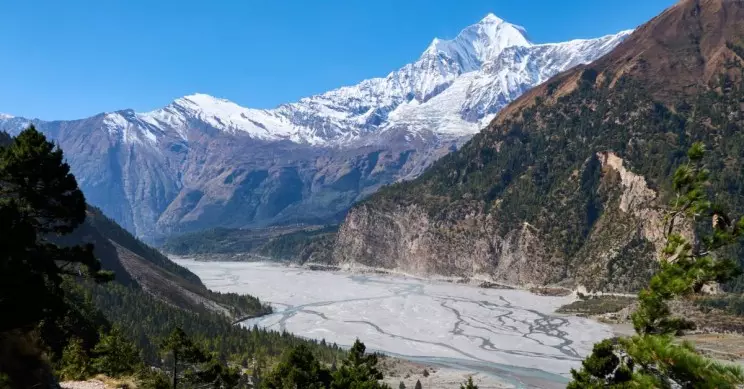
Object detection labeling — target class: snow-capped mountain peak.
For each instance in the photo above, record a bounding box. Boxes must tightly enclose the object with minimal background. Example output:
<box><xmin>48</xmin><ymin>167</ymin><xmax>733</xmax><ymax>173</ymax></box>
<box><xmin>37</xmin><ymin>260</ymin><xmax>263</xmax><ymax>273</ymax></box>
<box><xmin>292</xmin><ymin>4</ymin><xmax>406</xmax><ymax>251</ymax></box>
<box><xmin>422</xmin><ymin>13</ymin><xmax>532</xmax><ymax>72</ymax></box>
<box><xmin>137</xmin><ymin>93</ymin><xmax>307</xmax><ymax>142</ymax></box>
<box><xmin>0</xmin><ymin>113</ymin><xmax>14</xmax><ymax>120</ymax></box>
<box><xmin>479</xmin><ymin>12</ymin><xmax>504</xmax><ymax>24</ymax></box>
<box><xmin>25</xmin><ymin>15</ymin><xmax>631</xmax><ymax>150</ymax></box>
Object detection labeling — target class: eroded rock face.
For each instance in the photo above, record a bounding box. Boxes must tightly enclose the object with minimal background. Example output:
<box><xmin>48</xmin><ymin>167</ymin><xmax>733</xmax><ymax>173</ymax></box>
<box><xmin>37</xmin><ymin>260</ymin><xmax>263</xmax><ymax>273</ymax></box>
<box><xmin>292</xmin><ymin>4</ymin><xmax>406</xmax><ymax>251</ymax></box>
<box><xmin>334</xmin><ymin>153</ymin><xmax>673</xmax><ymax>292</ymax></box>
<box><xmin>596</xmin><ymin>151</ymin><xmax>693</xmax><ymax>255</ymax></box>
<box><xmin>334</xmin><ymin>202</ymin><xmax>562</xmax><ymax>286</ymax></box>
<box><xmin>597</xmin><ymin>152</ymin><xmax>665</xmax><ymax>251</ymax></box>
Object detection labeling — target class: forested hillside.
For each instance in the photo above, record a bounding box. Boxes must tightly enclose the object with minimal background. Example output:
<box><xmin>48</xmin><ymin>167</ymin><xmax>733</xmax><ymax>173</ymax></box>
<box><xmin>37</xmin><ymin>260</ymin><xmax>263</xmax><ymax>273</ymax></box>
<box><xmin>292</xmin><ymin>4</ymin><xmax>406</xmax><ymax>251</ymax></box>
<box><xmin>333</xmin><ymin>0</ymin><xmax>744</xmax><ymax>292</ymax></box>
<box><xmin>162</xmin><ymin>225</ymin><xmax>338</xmax><ymax>264</ymax></box>
<box><xmin>66</xmin><ymin>205</ymin><xmax>272</xmax><ymax>316</ymax></box>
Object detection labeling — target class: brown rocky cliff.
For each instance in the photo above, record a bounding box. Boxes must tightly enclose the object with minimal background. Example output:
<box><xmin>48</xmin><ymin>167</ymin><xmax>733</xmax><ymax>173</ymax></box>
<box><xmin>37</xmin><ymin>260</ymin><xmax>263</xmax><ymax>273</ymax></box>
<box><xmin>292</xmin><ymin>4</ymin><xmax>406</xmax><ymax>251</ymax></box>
<box><xmin>333</xmin><ymin>203</ymin><xmax>560</xmax><ymax>286</ymax></box>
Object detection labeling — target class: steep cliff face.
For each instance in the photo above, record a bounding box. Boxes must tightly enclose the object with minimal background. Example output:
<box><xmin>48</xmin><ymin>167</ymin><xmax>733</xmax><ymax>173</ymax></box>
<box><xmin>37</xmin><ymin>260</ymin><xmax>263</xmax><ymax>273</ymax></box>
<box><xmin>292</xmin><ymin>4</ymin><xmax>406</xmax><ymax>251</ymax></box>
<box><xmin>335</xmin><ymin>204</ymin><xmax>555</xmax><ymax>284</ymax></box>
<box><xmin>334</xmin><ymin>152</ymin><xmax>673</xmax><ymax>291</ymax></box>
<box><xmin>333</xmin><ymin>0</ymin><xmax>744</xmax><ymax>292</ymax></box>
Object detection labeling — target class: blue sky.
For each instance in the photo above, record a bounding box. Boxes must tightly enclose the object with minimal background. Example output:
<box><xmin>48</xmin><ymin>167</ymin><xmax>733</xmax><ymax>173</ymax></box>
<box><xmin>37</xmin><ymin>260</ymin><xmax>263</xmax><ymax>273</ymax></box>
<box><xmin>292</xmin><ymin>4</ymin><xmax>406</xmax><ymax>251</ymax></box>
<box><xmin>1</xmin><ymin>0</ymin><xmax>675</xmax><ymax>120</ymax></box>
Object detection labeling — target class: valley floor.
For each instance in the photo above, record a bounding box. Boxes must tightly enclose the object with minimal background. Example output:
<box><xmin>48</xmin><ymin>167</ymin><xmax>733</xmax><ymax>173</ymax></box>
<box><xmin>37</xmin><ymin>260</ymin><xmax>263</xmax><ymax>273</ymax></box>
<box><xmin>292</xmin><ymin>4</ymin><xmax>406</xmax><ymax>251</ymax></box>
<box><xmin>174</xmin><ymin>259</ymin><xmax>613</xmax><ymax>388</ymax></box>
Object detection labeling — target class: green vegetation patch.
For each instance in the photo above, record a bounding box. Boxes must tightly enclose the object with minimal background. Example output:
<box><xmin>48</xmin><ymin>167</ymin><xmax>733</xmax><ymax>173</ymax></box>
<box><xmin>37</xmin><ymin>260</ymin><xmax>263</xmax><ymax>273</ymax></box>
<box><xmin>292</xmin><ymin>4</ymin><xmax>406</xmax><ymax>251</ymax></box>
<box><xmin>557</xmin><ymin>296</ymin><xmax>636</xmax><ymax>316</ymax></box>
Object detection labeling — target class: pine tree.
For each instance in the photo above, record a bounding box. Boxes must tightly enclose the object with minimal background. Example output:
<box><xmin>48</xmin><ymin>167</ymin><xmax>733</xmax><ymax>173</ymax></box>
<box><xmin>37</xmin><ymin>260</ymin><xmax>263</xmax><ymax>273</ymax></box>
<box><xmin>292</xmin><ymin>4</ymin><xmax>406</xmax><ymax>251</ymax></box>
<box><xmin>91</xmin><ymin>326</ymin><xmax>141</xmax><ymax>377</ymax></box>
<box><xmin>0</xmin><ymin>126</ymin><xmax>111</xmax><ymax>332</ymax></box>
<box><xmin>251</xmin><ymin>346</ymin><xmax>267</xmax><ymax>387</ymax></box>
<box><xmin>161</xmin><ymin>327</ymin><xmax>206</xmax><ymax>389</ymax></box>
<box><xmin>160</xmin><ymin>327</ymin><xmax>243</xmax><ymax>388</ymax></box>
<box><xmin>568</xmin><ymin>143</ymin><xmax>744</xmax><ymax>388</ymax></box>
<box><xmin>58</xmin><ymin>338</ymin><xmax>90</xmax><ymax>381</ymax></box>
<box><xmin>398</xmin><ymin>381</ymin><xmax>405</xmax><ymax>389</ymax></box>
<box><xmin>414</xmin><ymin>379</ymin><xmax>422</xmax><ymax>389</ymax></box>
<box><xmin>459</xmin><ymin>376</ymin><xmax>477</xmax><ymax>389</ymax></box>
<box><xmin>331</xmin><ymin>339</ymin><xmax>390</xmax><ymax>389</ymax></box>
<box><xmin>261</xmin><ymin>344</ymin><xmax>331</xmax><ymax>389</ymax></box>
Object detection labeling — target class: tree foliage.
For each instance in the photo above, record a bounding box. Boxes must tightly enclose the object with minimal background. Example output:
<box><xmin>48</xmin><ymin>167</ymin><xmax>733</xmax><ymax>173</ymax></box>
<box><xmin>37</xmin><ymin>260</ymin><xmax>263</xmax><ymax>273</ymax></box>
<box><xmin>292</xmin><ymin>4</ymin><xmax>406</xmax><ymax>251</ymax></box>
<box><xmin>261</xmin><ymin>344</ymin><xmax>332</xmax><ymax>389</ymax></box>
<box><xmin>568</xmin><ymin>144</ymin><xmax>744</xmax><ymax>388</ymax></box>
<box><xmin>90</xmin><ymin>326</ymin><xmax>141</xmax><ymax>378</ymax></box>
<box><xmin>459</xmin><ymin>376</ymin><xmax>477</xmax><ymax>389</ymax></box>
<box><xmin>58</xmin><ymin>337</ymin><xmax>91</xmax><ymax>381</ymax></box>
<box><xmin>0</xmin><ymin>126</ymin><xmax>111</xmax><ymax>333</ymax></box>
<box><xmin>161</xmin><ymin>327</ymin><xmax>243</xmax><ymax>388</ymax></box>
<box><xmin>0</xmin><ymin>127</ymin><xmax>118</xmax><ymax>387</ymax></box>
<box><xmin>331</xmin><ymin>339</ymin><xmax>390</xmax><ymax>389</ymax></box>
<box><xmin>261</xmin><ymin>339</ymin><xmax>389</xmax><ymax>389</ymax></box>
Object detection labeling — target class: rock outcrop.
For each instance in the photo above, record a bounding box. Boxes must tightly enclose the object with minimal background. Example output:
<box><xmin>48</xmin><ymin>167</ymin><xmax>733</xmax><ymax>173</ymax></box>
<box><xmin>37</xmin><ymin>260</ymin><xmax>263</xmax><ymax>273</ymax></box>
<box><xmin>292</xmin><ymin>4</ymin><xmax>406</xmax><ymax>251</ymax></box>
<box><xmin>334</xmin><ymin>153</ymin><xmax>670</xmax><ymax>291</ymax></box>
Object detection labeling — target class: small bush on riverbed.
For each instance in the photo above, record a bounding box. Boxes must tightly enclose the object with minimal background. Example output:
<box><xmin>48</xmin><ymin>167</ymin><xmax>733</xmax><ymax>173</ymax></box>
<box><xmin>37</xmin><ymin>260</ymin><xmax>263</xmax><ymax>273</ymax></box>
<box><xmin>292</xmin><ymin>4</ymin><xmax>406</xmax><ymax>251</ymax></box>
<box><xmin>556</xmin><ymin>296</ymin><xmax>636</xmax><ymax>316</ymax></box>
<box><xmin>696</xmin><ymin>294</ymin><xmax>744</xmax><ymax>316</ymax></box>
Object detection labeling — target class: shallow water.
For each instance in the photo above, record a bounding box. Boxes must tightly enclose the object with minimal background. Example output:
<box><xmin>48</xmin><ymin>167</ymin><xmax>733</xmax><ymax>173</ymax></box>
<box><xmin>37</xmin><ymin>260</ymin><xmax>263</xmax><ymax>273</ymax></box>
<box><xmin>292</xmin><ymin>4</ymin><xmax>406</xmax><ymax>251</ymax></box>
<box><xmin>175</xmin><ymin>260</ymin><xmax>611</xmax><ymax>388</ymax></box>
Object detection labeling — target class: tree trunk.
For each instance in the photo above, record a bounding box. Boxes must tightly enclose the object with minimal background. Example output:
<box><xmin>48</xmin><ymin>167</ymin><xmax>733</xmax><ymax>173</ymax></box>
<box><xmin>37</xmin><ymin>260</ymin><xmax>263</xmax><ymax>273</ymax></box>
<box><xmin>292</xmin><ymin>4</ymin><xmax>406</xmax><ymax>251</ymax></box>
<box><xmin>172</xmin><ymin>350</ymin><xmax>178</xmax><ymax>389</ymax></box>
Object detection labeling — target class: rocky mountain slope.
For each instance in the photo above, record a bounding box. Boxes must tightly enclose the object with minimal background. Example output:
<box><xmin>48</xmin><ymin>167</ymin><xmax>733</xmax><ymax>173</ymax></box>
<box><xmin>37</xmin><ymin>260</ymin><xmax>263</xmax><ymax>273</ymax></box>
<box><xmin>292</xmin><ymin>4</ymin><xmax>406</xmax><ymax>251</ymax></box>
<box><xmin>0</xmin><ymin>131</ymin><xmax>256</xmax><ymax>316</ymax></box>
<box><xmin>0</xmin><ymin>15</ymin><xmax>629</xmax><ymax>240</ymax></box>
<box><xmin>332</xmin><ymin>0</ymin><xmax>744</xmax><ymax>292</ymax></box>
<box><xmin>66</xmin><ymin>206</ymin><xmax>268</xmax><ymax>317</ymax></box>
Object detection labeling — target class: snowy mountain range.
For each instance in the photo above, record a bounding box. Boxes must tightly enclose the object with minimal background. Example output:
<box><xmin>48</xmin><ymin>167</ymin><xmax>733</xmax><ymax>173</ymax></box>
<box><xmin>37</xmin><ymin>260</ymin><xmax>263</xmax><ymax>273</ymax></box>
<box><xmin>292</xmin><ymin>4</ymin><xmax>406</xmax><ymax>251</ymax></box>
<box><xmin>0</xmin><ymin>14</ymin><xmax>631</xmax><ymax>240</ymax></box>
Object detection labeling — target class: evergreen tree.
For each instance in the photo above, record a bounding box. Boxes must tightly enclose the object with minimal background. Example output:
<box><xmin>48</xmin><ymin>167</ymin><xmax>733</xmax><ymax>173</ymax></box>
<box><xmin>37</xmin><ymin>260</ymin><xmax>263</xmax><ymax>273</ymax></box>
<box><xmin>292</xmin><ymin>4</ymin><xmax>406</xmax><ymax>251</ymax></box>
<box><xmin>58</xmin><ymin>337</ymin><xmax>90</xmax><ymax>381</ymax></box>
<box><xmin>91</xmin><ymin>326</ymin><xmax>142</xmax><ymax>377</ymax></box>
<box><xmin>568</xmin><ymin>143</ymin><xmax>744</xmax><ymax>388</ymax></box>
<box><xmin>0</xmin><ymin>126</ymin><xmax>111</xmax><ymax>332</ymax></box>
<box><xmin>161</xmin><ymin>327</ymin><xmax>207</xmax><ymax>389</ymax></box>
<box><xmin>160</xmin><ymin>327</ymin><xmax>245</xmax><ymax>388</ymax></box>
<box><xmin>251</xmin><ymin>346</ymin><xmax>268</xmax><ymax>387</ymax></box>
<box><xmin>459</xmin><ymin>376</ymin><xmax>477</xmax><ymax>389</ymax></box>
<box><xmin>0</xmin><ymin>127</ymin><xmax>114</xmax><ymax>387</ymax></box>
<box><xmin>414</xmin><ymin>379</ymin><xmax>422</xmax><ymax>389</ymax></box>
<box><xmin>398</xmin><ymin>381</ymin><xmax>405</xmax><ymax>389</ymax></box>
<box><xmin>261</xmin><ymin>344</ymin><xmax>332</xmax><ymax>389</ymax></box>
<box><xmin>331</xmin><ymin>339</ymin><xmax>390</xmax><ymax>389</ymax></box>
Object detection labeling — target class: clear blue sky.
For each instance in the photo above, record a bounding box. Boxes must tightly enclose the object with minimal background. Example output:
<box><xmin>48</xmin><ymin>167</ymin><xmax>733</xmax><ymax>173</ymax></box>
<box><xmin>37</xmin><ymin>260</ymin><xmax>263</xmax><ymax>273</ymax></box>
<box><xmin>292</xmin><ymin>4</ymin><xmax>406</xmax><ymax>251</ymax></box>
<box><xmin>1</xmin><ymin>0</ymin><xmax>676</xmax><ymax>120</ymax></box>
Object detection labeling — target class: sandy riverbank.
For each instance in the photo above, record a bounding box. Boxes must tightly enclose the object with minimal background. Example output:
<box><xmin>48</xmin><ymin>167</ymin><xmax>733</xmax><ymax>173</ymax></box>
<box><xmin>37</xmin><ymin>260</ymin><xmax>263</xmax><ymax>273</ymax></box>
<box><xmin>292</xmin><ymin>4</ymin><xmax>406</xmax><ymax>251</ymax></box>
<box><xmin>379</xmin><ymin>357</ymin><xmax>514</xmax><ymax>389</ymax></box>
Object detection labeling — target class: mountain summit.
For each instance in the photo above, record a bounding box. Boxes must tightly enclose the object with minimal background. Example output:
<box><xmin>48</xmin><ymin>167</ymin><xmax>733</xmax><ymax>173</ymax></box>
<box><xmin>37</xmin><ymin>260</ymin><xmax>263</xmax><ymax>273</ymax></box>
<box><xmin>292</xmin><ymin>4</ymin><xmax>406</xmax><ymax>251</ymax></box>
<box><xmin>423</xmin><ymin>13</ymin><xmax>532</xmax><ymax>71</ymax></box>
<box><xmin>0</xmin><ymin>15</ymin><xmax>631</xmax><ymax>239</ymax></box>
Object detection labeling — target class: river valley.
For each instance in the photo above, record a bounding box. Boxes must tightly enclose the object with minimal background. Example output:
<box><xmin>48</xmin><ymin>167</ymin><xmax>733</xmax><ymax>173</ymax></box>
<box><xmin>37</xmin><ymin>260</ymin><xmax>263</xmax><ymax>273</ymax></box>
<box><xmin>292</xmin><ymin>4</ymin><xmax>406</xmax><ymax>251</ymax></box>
<box><xmin>174</xmin><ymin>259</ymin><xmax>613</xmax><ymax>388</ymax></box>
